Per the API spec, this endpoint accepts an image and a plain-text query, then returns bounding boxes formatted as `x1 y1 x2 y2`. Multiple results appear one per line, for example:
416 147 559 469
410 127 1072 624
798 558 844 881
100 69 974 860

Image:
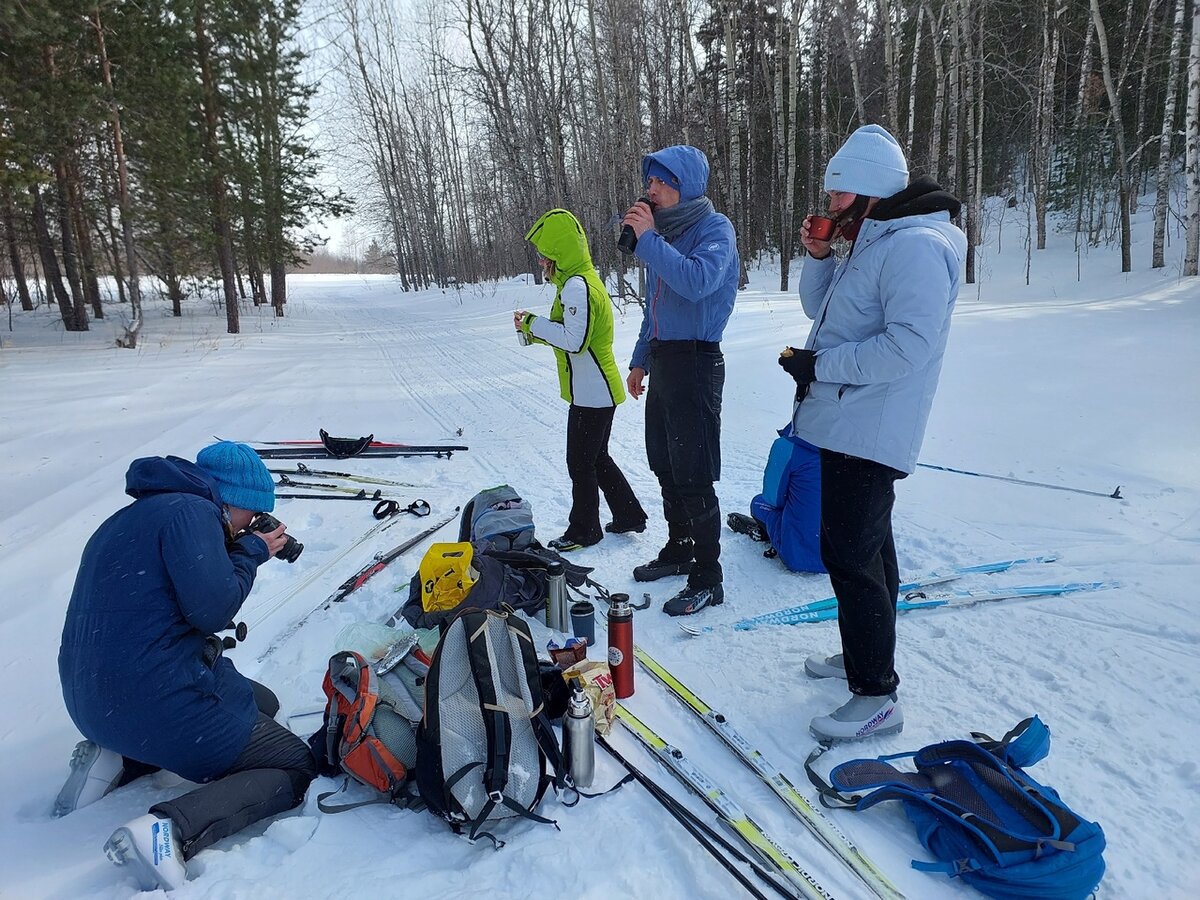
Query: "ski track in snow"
3 206 1200 898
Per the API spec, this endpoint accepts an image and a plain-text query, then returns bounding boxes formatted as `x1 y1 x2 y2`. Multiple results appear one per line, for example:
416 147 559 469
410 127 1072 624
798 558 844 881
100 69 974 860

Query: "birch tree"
1152 0 1187 268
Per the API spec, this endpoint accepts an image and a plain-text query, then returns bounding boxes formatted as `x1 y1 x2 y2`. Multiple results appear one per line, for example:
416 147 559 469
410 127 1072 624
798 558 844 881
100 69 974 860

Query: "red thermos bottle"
608 593 634 699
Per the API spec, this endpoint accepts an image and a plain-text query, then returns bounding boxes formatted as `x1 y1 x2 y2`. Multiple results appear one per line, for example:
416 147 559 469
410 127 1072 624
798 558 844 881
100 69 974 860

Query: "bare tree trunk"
946 0 962 201
961 0 977 282
194 0 240 333
67 158 103 320
879 0 900 132
925 1 946 183
1153 0 1187 268
725 6 747 287
1090 0 1133 273
1075 19 1094 130
906 3 924 157
1 187 33 311
1130 0 1163 210
53 160 90 330
30 184 81 330
1033 0 1063 251
782 0 803 289
840 4 867 125
1185 0 1200 275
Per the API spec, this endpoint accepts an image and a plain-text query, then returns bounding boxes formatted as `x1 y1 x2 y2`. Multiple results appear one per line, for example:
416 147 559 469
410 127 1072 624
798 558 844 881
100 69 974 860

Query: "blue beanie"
824 124 909 199
196 441 275 512
645 159 682 192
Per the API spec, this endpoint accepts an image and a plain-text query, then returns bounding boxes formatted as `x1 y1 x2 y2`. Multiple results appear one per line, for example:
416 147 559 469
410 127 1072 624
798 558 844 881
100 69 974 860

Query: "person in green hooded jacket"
515 208 647 552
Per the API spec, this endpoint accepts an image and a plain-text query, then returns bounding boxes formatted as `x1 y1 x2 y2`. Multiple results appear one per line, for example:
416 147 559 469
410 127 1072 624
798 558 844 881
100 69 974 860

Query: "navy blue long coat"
59 457 268 782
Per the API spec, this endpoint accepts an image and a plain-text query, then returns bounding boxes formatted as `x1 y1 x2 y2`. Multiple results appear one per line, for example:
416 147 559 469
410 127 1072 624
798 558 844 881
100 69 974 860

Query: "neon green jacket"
522 210 626 407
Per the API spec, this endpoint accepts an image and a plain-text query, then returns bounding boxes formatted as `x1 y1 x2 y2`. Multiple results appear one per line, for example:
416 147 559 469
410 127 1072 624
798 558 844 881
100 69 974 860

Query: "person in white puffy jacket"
778 124 967 743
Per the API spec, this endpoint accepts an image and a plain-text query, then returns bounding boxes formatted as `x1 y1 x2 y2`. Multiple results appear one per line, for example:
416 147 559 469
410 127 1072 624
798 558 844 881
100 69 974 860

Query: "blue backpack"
806 717 1106 899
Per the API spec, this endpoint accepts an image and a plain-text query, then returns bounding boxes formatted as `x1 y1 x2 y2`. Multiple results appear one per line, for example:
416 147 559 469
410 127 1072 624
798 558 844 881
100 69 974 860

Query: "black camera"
617 197 654 254
250 512 303 563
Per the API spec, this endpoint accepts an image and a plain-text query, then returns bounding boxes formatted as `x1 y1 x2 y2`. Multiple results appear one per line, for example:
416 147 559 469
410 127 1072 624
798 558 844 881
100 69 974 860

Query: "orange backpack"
316 650 421 812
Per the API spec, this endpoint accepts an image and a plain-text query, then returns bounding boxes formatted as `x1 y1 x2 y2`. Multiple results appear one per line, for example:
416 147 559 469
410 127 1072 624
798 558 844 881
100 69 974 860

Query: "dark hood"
870 176 961 221
125 455 222 505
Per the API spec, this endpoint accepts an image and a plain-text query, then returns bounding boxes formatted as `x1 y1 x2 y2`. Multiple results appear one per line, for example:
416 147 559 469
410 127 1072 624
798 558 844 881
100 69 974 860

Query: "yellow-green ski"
614 704 834 900
633 646 905 900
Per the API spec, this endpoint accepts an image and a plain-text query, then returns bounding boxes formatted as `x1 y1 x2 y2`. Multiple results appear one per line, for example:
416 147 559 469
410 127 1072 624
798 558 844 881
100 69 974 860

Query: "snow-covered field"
2 206 1198 899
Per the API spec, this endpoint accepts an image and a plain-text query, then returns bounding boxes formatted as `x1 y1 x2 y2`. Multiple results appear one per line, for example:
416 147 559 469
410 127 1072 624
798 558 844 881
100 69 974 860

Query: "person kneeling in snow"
55 441 316 892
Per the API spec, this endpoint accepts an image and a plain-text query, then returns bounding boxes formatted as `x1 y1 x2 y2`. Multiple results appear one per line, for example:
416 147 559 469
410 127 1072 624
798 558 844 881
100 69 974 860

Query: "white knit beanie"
824 124 909 198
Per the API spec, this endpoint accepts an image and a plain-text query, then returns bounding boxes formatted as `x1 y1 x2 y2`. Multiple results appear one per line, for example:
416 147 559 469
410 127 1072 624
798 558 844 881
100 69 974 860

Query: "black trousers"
819 450 905 697
121 681 317 859
563 404 646 544
645 341 725 587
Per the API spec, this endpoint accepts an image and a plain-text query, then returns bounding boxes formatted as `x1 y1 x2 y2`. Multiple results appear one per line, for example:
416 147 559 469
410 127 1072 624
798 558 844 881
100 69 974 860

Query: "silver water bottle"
562 677 595 788
546 559 568 632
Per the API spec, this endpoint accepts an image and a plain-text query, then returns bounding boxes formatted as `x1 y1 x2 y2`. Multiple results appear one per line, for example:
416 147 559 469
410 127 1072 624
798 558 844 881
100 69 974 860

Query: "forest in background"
3 0 1199 340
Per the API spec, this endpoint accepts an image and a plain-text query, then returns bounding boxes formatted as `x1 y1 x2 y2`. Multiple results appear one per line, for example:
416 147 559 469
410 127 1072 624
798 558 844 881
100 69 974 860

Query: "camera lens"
250 513 303 564
276 534 304 564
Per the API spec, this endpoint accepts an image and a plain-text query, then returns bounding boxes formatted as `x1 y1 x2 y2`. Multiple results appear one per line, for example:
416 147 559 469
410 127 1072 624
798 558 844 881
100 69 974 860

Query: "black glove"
778 348 817 386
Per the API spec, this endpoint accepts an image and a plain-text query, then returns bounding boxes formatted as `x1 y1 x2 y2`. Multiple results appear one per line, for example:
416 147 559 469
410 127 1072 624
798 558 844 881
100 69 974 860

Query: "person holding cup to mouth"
783 124 967 743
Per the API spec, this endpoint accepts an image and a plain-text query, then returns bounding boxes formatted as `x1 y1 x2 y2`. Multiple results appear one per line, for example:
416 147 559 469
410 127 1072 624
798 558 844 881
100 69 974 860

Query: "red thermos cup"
807 215 836 242
607 593 634 699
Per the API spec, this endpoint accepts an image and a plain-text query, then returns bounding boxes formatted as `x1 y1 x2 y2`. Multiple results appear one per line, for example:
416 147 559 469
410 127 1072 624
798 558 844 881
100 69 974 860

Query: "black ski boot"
633 538 694 582
727 512 769 543
663 582 724 617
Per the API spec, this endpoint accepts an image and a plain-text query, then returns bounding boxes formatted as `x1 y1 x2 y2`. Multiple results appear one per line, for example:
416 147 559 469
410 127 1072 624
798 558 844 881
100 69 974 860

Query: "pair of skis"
255 507 459 661
268 463 421 489
613 644 904 900
682 555 1114 636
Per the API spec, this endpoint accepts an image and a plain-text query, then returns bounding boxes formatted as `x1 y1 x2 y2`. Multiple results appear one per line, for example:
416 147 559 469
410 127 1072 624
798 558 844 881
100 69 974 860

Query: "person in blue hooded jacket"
621 145 739 617
778 124 967 742
55 442 316 891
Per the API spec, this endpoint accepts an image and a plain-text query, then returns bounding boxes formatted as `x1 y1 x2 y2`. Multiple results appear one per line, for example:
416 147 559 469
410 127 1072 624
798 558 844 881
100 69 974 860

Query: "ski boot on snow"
633 538 694 582
727 512 769 543
53 740 124 817
662 582 724 617
809 693 903 743
104 813 188 892
804 652 847 680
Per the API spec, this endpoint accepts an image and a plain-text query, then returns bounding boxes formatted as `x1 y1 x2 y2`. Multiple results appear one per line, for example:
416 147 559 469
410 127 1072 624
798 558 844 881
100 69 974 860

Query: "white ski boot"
53 740 124 817
104 813 188 892
803 652 847 680
810 693 903 743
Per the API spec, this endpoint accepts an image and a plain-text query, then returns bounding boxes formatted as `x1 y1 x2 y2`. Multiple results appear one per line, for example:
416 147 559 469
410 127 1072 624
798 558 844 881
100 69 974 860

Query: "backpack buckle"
488 790 504 803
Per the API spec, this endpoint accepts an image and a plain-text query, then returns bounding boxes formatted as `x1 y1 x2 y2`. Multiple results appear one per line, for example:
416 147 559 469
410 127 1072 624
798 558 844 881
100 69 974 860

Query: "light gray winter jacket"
791 210 967 474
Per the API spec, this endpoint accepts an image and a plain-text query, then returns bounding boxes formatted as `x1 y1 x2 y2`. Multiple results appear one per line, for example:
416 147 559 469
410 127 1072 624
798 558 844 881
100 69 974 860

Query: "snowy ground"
2 205 1198 899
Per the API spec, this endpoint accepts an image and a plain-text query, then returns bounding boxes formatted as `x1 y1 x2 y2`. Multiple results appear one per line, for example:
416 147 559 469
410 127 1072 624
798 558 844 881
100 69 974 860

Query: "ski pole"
917 462 1122 499
597 737 792 900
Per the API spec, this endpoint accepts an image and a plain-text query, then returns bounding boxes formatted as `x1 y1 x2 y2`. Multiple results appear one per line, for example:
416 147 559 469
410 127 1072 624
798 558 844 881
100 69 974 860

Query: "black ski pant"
119 681 317 860
645 340 724 588
819 450 905 697
563 404 646 544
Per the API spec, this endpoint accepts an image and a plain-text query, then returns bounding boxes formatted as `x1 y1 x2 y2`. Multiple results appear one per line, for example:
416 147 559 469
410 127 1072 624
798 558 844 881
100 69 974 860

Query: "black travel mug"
617 197 653 254
570 600 596 646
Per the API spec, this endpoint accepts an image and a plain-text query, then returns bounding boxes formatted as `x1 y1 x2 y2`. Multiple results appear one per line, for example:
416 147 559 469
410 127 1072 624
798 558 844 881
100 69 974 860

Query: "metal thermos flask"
607 592 634 699
546 560 568 631
562 678 595 788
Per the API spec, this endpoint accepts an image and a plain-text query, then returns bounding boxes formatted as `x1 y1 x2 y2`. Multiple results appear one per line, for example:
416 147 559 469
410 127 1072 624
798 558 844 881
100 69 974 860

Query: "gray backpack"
415 608 567 845
459 485 535 551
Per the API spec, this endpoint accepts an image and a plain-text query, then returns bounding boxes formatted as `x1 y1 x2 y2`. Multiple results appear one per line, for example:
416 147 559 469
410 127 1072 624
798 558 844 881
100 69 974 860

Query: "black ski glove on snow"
778 348 817 386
